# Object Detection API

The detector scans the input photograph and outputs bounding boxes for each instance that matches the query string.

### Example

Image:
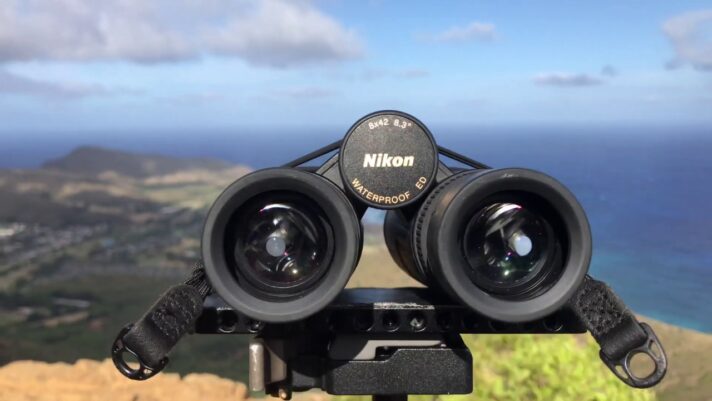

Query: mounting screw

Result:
[247,319,264,333]
[409,312,427,332]
[278,386,292,400]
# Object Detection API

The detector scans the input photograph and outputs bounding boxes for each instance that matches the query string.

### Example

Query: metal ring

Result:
[600,323,668,388]
[111,324,167,381]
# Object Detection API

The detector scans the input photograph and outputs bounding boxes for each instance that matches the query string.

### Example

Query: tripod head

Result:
[196,287,586,398]
[111,110,667,397]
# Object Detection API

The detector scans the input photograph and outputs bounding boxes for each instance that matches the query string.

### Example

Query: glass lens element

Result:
[234,202,329,289]
[463,202,554,287]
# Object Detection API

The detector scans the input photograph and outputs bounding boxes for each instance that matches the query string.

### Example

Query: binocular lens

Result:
[202,168,361,323]
[463,202,558,292]
[231,198,332,292]
[384,168,591,322]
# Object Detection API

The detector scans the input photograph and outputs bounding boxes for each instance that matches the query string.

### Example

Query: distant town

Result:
[0,146,241,342]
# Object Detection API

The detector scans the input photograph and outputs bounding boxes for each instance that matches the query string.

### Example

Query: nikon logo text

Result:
[363,153,415,168]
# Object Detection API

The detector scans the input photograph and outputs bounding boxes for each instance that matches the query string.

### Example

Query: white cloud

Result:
[601,65,618,77]
[0,0,364,68]
[157,92,226,106]
[662,9,712,71]
[271,86,337,99]
[534,73,603,87]
[0,69,123,98]
[430,22,496,43]
[358,68,429,81]
[396,69,429,79]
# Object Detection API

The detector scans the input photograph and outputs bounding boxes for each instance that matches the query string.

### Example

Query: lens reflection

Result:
[463,202,554,288]
[234,202,329,289]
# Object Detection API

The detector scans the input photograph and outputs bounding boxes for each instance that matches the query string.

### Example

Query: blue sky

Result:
[0,0,710,133]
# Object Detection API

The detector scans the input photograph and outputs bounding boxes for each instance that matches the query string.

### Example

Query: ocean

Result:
[2,125,711,332]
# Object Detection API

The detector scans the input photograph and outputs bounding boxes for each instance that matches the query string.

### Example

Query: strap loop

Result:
[599,322,668,388]
[569,276,667,388]
[111,262,212,380]
[111,324,167,380]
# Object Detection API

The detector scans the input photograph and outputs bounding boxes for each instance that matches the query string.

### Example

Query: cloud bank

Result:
[430,22,496,43]
[534,73,603,87]
[601,65,618,77]
[358,68,430,81]
[663,9,712,71]
[0,0,364,68]
[0,69,118,98]
[272,86,337,99]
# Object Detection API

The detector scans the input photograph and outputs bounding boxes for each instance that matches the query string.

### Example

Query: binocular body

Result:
[202,110,592,324]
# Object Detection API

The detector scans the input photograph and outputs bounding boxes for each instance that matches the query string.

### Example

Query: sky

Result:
[0,0,711,134]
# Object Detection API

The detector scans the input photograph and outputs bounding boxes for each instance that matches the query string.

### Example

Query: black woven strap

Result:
[568,276,667,388]
[111,262,212,380]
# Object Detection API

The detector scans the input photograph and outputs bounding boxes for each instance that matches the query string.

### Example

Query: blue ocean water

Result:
[2,125,711,332]
[438,127,712,333]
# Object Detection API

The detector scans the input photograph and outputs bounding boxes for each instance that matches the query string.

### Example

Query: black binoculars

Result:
[202,110,592,324]
[113,110,667,391]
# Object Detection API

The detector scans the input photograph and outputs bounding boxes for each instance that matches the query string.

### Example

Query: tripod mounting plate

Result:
[195,287,586,336]
[195,288,585,397]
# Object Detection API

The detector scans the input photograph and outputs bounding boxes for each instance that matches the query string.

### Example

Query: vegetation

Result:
[458,334,654,401]
[0,274,251,381]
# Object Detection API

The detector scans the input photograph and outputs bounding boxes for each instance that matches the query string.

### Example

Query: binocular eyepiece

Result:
[202,111,591,323]
[202,168,363,322]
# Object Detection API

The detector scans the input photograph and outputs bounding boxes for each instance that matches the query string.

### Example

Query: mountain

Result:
[43,146,231,178]
[0,167,152,225]
[0,146,249,226]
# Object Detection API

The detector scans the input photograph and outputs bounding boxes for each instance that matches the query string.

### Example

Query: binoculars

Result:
[201,110,592,324]
[113,110,666,392]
